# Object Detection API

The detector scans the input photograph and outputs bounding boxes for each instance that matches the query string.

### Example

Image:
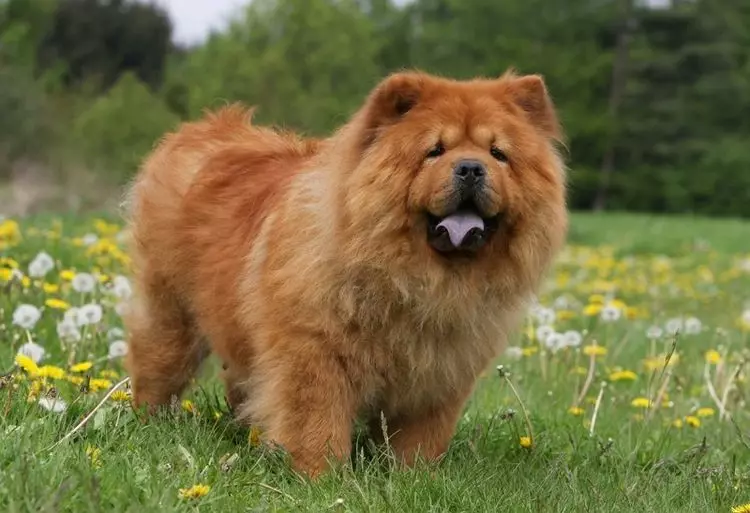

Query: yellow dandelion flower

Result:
[182,399,196,414]
[99,369,120,380]
[642,354,679,372]
[86,445,102,469]
[519,436,532,449]
[631,397,652,408]
[1,256,19,268]
[67,376,84,386]
[588,294,605,304]
[696,407,715,418]
[573,366,589,376]
[609,370,637,382]
[249,426,263,447]
[556,310,576,321]
[607,299,627,310]
[94,219,121,237]
[111,390,131,402]
[583,345,607,357]
[556,272,570,287]
[21,276,30,288]
[37,365,66,380]
[732,503,750,513]
[568,406,584,416]
[672,419,683,429]
[70,361,93,373]
[704,350,721,365]
[685,415,701,428]
[0,219,21,244]
[27,379,46,402]
[213,411,223,421]
[0,268,12,282]
[15,354,39,376]
[178,484,210,500]
[521,347,538,357]
[89,378,113,391]
[45,298,70,310]
[43,282,59,294]
[583,304,603,316]
[60,270,76,281]
[85,238,119,258]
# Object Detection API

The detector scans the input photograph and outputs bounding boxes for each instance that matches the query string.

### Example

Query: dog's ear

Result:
[359,72,427,147]
[499,72,563,142]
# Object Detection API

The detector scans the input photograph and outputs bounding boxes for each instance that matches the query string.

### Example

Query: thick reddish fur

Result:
[124,70,568,478]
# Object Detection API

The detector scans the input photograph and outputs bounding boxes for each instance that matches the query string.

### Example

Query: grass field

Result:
[1,211,750,512]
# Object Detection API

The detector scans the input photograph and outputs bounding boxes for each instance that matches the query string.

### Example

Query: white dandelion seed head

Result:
[742,309,750,325]
[504,346,523,360]
[527,303,543,318]
[81,233,99,246]
[12,304,42,330]
[553,296,571,310]
[562,330,583,348]
[76,303,103,326]
[71,272,97,293]
[739,258,750,272]
[111,275,132,300]
[17,341,46,363]
[684,317,702,335]
[544,333,566,353]
[28,251,55,278]
[535,325,556,344]
[646,325,663,340]
[665,317,684,335]
[57,318,82,343]
[108,340,129,359]
[63,307,79,325]
[107,327,125,340]
[600,305,621,322]
[114,302,130,318]
[38,397,67,413]
[535,307,556,326]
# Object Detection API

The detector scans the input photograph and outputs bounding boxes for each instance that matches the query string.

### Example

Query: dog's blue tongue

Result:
[437,211,485,247]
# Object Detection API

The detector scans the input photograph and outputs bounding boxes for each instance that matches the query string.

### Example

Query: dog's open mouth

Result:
[426,202,500,254]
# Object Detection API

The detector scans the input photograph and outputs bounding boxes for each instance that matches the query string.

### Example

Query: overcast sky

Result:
[150,0,249,45]
[150,0,672,45]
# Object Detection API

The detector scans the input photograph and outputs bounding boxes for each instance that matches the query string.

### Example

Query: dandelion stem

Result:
[498,367,534,447]
[719,357,747,421]
[45,376,131,452]
[704,362,725,419]
[647,368,672,422]
[575,348,597,407]
[589,381,607,437]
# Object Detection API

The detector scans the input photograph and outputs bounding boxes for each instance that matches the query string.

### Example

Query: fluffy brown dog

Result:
[123,69,568,478]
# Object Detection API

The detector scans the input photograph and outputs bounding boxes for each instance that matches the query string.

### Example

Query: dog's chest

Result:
[353,317,500,416]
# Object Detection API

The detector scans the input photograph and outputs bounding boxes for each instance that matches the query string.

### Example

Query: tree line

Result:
[1,0,749,216]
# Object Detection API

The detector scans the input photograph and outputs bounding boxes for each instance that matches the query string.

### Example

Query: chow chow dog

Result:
[123,69,568,478]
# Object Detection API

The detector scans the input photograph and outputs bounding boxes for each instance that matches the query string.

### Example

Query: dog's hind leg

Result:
[125,272,208,411]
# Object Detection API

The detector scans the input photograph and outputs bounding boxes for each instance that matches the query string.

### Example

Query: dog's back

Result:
[123,105,320,406]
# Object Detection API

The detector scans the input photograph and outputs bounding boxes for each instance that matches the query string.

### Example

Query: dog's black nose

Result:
[454,159,486,188]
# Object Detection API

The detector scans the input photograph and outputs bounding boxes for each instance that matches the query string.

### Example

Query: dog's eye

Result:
[426,143,445,159]
[490,146,508,163]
